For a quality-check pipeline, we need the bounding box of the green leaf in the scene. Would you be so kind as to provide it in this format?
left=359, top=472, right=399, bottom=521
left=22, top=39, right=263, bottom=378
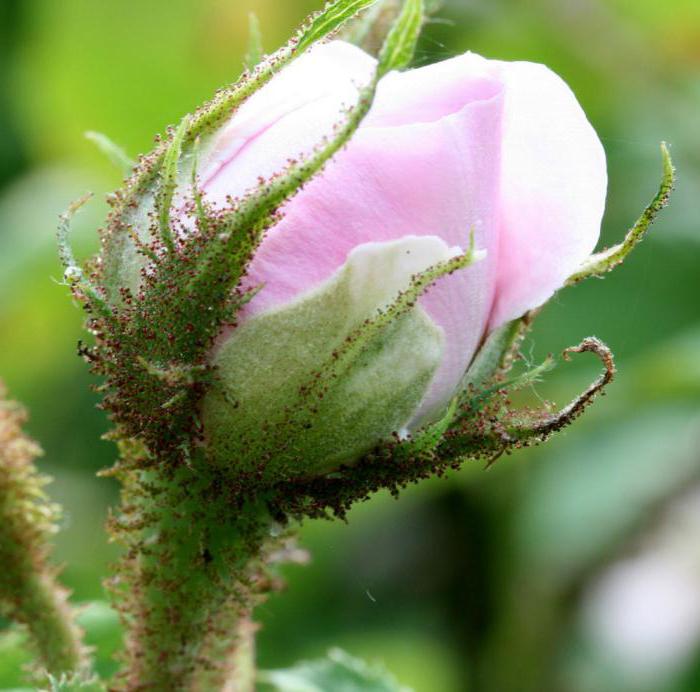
left=245, top=12, right=264, bottom=70
left=84, top=132, right=134, bottom=175
left=259, top=648, right=412, bottom=692
left=567, top=142, right=675, bottom=285
left=378, top=0, right=424, bottom=75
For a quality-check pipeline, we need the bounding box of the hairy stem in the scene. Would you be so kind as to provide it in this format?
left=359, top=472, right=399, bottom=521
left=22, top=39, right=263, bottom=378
left=225, top=616, right=257, bottom=692
left=0, top=386, right=87, bottom=678
left=14, top=570, right=86, bottom=676
left=190, top=608, right=258, bottom=692
left=109, top=456, right=273, bottom=691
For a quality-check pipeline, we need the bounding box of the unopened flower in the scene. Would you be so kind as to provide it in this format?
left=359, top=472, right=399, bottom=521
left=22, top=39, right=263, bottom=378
left=58, top=1, right=672, bottom=684
left=60, top=1, right=672, bottom=492
left=193, top=41, right=607, bottom=474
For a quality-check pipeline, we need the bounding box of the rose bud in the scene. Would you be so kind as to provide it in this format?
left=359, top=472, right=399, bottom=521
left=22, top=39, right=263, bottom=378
left=59, top=3, right=672, bottom=681
left=65, top=1, right=671, bottom=492
left=194, top=40, right=607, bottom=477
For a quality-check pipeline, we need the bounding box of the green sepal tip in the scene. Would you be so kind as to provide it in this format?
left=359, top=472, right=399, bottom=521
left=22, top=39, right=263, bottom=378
left=378, top=0, right=424, bottom=75
left=84, top=131, right=134, bottom=175
left=567, top=142, right=675, bottom=285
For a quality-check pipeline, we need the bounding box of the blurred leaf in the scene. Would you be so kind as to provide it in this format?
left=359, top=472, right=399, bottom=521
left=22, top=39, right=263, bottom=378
left=516, top=406, right=700, bottom=582
left=259, top=648, right=412, bottom=692
left=75, top=603, right=121, bottom=680
left=621, top=327, right=700, bottom=403
left=44, top=673, right=105, bottom=692
left=0, top=628, right=32, bottom=688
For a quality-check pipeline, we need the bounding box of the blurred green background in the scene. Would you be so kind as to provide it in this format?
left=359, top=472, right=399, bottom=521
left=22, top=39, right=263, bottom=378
left=0, top=0, right=699, bottom=690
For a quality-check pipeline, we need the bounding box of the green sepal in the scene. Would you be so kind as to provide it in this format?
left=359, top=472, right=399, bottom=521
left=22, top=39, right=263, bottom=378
left=98, top=0, right=424, bottom=311
left=259, top=648, right=411, bottom=692
left=342, top=0, right=441, bottom=55
left=378, top=0, right=424, bottom=75
left=297, top=0, right=379, bottom=54
left=156, top=116, right=189, bottom=252
left=459, top=317, right=529, bottom=398
left=399, top=397, right=458, bottom=456
left=202, top=236, right=483, bottom=481
left=244, top=12, right=264, bottom=70
left=461, top=354, right=555, bottom=418
left=438, top=338, right=615, bottom=463
left=405, top=322, right=548, bottom=454
left=185, top=0, right=425, bottom=315
left=189, top=137, right=211, bottom=235
left=341, top=0, right=402, bottom=53
left=84, top=132, right=134, bottom=175
left=567, top=142, right=674, bottom=285
left=57, top=195, right=115, bottom=324
left=99, top=0, right=382, bottom=296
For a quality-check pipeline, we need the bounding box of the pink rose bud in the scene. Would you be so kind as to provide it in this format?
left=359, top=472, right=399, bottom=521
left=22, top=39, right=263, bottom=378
left=196, top=40, right=607, bottom=475
left=58, top=5, right=671, bottom=682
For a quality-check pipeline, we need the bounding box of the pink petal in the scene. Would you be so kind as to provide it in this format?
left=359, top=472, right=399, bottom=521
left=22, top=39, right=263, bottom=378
left=487, top=59, right=607, bottom=327
left=203, top=41, right=607, bottom=430
left=230, top=52, right=505, bottom=425
left=201, top=41, right=376, bottom=203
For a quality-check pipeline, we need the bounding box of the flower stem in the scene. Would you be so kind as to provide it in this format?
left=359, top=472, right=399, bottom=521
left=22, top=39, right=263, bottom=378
left=189, top=608, right=258, bottom=692
left=109, top=458, right=272, bottom=690
left=225, top=616, right=257, bottom=692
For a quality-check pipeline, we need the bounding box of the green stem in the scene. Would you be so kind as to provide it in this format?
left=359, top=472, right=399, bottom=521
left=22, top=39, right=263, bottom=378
left=0, top=390, right=86, bottom=678
left=15, top=570, right=86, bottom=676
left=226, top=616, right=257, bottom=692
left=112, top=463, right=272, bottom=691
left=190, top=608, right=258, bottom=692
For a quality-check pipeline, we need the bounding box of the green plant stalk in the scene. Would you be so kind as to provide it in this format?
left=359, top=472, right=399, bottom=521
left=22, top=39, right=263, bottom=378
left=226, top=616, right=257, bottom=692
left=0, top=391, right=86, bottom=678
left=11, top=570, right=86, bottom=676
left=109, top=454, right=274, bottom=691
left=192, top=609, right=258, bottom=692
